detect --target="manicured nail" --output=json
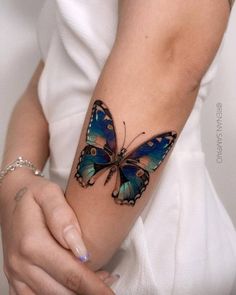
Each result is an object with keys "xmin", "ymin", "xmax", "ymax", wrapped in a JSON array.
[
  {"xmin": 78, "ymin": 252, "xmax": 91, "ymax": 263},
  {"xmin": 63, "ymin": 225, "xmax": 90, "ymax": 261},
  {"xmin": 104, "ymin": 273, "xmax": 120, "ymax": 286}
]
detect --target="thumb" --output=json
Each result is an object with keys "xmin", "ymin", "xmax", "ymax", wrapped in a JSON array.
[{"xmin": 34, "ymin": 182, "xmax": 90, "ymax": 262}]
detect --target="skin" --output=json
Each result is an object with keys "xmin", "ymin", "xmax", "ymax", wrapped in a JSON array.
[
  {"xmin": 0, "ymin": 0, "xmax": 231, "ymax": 293},
  {"xmin": 0, "ymin": 66, "xmax": 116, "ymax": 294},
  {"xmin": 65, "ymin": 0, "xmax": 231, "ymax": 271}
]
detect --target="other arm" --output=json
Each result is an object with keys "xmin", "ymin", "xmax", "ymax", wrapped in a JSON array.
[
  {"xmin": 0, "ymin": 62, "xmax": 116, "ymax": 294},
  {"xmin": 65, "ymin": 0, "xmax": 231, "ymax": 270}
]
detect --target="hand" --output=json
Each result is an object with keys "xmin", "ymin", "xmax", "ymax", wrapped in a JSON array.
[{"xmin": 0, "ymin": 171, "xmax": 118, "ymax": 294}]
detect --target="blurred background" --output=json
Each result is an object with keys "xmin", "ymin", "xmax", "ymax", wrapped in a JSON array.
[{"xmin": 0, "ymin": 0, "xmax": 235, "ymax": 293}]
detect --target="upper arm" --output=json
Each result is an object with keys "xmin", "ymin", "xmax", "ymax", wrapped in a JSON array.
[
  {"xmin": 18, "ymin": 61, "xmax": 46, "ymax": 118},
  {"xmin": 65, "ymin": 0, "xmax": 230, "ymax": 271},
  {"xmin": 116, "ymin": 0, "xmax": 230, "ymax": 90},
  {"xmin": 23, "ymin": 61, "xmax": 44, "ymax": 99}
]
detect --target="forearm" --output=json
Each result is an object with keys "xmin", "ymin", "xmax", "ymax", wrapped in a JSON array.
[
  {"xmin": 1, "ymin": 62, "xmax": 48, "ymax": 168},
  {"xmin": 66, "ymin": 76, "xmax": 198, "ymax": 270},
  {"xmin": 65, "ymin": 0, "xmax": 230, "ymax": 270},
  {"xmin": 0, "ymin": 62, "xmax": 49, "ymax": 204}
]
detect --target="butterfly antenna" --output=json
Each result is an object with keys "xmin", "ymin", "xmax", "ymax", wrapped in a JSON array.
[
  {"xmin": 125, "ymin": 131, "xmax": 146, "ymax": 150},
  {"xmin": 121, "ymin": 121, "xmax": 127, "ymax": 150}
]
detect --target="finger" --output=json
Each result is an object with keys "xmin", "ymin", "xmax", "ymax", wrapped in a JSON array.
[
  {"xmin": 103, "ymin": 274, "xmax": 120, "ymax": 287},
  {"xmin": 12, "ymin": 280, "xmax": 35, "ymax": 295},
  {"xmin": 9, "ymin": 285, "xmax": 17, "ymax": 295},
  {"xmin": 32, "ymin": 235, "xmax": 115, "ymax": 295},
  {"xmin": 33, "ymin": 183, "xmax": 89, "ymax": 261},
  {"xmin": 16, "ymin": 265, "xmax": 76, "ymax": 295},
  {"xmin": 95, "ymin": 270, "xmax": 120, "ymax": 287},
  {"xmin": 95, "ymin": 270, "xmax": 111, "ymax": 281},
  {"xmin": 16, "ymin": 194, "xmax": 113, "ymax": 295}
]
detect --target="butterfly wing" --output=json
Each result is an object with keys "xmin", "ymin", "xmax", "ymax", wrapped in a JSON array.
[
  {"xmin": 112, "ymin": 163, "xmax": 149, "ymax": 206},
  {"xmin": 86, "ymin": 99, "xmax": 117, "ymax": 154},
  {"xmin": 75, "ymin": 145, "xmax": 113, "ymax": 187},
  {"xmin": 112, "ymin": 131, "xmax": 177, "ymax": 205},
  {"xmin": 75, "ymin": 100, "xmax": 117, "ymax": 186},
  {"xmin": 126, "ymin": 131, "xmax": 177, "ymax": 172}
]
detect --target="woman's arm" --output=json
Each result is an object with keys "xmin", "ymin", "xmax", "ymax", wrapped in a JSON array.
[
  {"xmin": 65, "ymin": 0, "xmax": 231, "ymax": 271},
  {"xmin": 1, "ymin": 61, "xmax": 49, "ymax": 172},
  {"xmin": 0, "ymin": 62, "xmax": 116, "ymax": 294}
]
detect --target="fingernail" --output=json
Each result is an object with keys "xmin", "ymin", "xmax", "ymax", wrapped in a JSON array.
[
  {"xmin": 78, "ymin": 252, "xmax": 91, "ymax": 263},
  {"xmin": 104, "ymin": 273, "xmax": 120, "ymax": 286},
  {"xmin": 113, "ymin": 274, "xmax": 120, "ymax": 281},
  {"xmin": 63, "ymin": 225, "xmax": 90, "ymax": 261}
]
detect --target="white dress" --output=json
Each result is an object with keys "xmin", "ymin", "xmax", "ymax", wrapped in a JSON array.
[{"xmin": 37, "ymin": 1, "xmax": 236, "ymax": 294}]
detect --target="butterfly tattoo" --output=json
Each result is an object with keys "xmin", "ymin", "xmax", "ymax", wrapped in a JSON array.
[{"xmin": 75, "ymin": 99, "xmax": 177, "ymax": 206}]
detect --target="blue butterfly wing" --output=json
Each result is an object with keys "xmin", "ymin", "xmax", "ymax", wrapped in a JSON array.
[
  {"xmin": 75, "ymin": 100, "xmax": 117, "ymax": 186},
  {"xmin": 112, "ymin": 163, "xmax": 149, "ymax": 206},
  {"xmin": 75, "ymin": 145, "xmax": 113, "ymax": 187},
  {"xmin": 86, "ymin": 99, "xmax": 117, "ymax": 154},
  {"xmin": 127, "ymin": 131, "xmax": 177, "ymax": 172},
  {"xmin": 112, "ymin": 131, "xmax": 177, "ymax": 205}
]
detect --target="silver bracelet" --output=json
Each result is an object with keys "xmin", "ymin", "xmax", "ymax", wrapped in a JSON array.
[{"xmin": 0, "ymin": 156, "xmax": 44, "ymax": 185}]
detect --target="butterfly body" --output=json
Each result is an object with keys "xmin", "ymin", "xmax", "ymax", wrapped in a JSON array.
[
  {"xmin": 75, "ymin": 99, "xmax": 177, "ymax": 206},
  {"xmin": 103, "ymin": 148, "xmax": 137, "ymax": 185}
]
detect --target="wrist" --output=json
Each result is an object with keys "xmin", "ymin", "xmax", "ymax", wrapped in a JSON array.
[
  {"xmin": 0, "ymin": 168, "xmax": 38, "ymax": 210},
  {"xmin": 0, "ymin": 156, "xmax": 44, "ymax": 184}
]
